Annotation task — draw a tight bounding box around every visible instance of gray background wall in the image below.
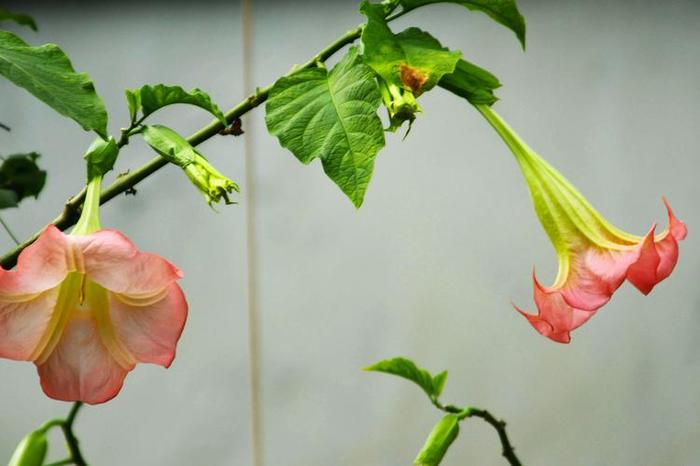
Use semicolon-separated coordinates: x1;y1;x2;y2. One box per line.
0;1;698;465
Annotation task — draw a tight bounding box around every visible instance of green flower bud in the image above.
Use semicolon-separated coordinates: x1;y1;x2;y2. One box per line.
414;414;460;466
141;124;239;207
183;153;239;206
8;430;48;466
378;78;421;133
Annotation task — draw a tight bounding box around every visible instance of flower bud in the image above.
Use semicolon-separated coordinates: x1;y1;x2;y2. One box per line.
8;430;48;466
413;414;460;466
183;153;239;206
141;124;239;207
378;78;421;132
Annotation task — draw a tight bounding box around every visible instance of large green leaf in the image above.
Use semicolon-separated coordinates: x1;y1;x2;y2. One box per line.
361;1;461;95
438;58;501;105
125;84;227;125
0;8;37;31
0;152;46;208
0;31;108;136
265;47;385;208
399;0;526;48
365;357;447;400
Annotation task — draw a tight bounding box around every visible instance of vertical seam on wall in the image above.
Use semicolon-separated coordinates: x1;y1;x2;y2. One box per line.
241;0;264;465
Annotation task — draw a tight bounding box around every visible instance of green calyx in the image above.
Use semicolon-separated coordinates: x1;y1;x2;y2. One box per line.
84;136;119;181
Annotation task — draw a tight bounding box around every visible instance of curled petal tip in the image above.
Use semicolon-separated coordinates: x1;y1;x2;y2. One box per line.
662;197;687;241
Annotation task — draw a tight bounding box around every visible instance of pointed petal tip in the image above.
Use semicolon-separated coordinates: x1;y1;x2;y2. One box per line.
661;197;687;241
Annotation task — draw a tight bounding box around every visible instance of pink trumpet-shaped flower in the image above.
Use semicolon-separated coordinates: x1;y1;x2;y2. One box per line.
477;104;687;343
0;176;187;403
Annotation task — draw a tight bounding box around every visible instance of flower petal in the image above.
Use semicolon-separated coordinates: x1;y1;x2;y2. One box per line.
36;315;132;404
0;289;59;360
71;229;182;296
560;247;636;311
110;283;188;367
626;226;661;295
0;225;70;296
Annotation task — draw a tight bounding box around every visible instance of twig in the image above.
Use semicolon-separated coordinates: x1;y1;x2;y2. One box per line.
61;402;88;466
0;122;10;131
461;408;522;466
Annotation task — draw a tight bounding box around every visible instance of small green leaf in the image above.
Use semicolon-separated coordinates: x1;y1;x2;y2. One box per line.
0;8;37;31
8;430;48;466
0;152;46;207
84;137;119;180
413;414;460;466
438;58;501;105
365;356;443;399
0;31;108;136
361;2;461;95
125;89;141;123
265;47;385;208
432;370;448;398
125;84;227;125
398;0;526;48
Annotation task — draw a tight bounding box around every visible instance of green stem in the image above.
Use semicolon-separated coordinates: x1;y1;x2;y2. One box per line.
460;407;522;466
432;398;522;466
61;402;88;466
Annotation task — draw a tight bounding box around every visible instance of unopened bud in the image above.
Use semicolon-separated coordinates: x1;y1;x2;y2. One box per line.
414;414;460;466
8;430;48;466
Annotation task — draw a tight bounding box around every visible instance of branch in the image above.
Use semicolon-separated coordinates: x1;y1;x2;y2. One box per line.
61;402;88;466
0;122;10;131
0;25;362;269
462;408;522;466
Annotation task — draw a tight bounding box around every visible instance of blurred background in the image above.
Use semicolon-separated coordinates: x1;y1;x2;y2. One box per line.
0;0;698;464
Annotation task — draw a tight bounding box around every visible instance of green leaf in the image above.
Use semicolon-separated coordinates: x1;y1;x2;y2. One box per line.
361;2;461;95
0;152;46;208
432;370;448;398
365;356;444;399
125;84;227;125
84;137;119;180
265;47;385;208
0;7;37;31
438;58;501;105
414;414;460;466
398;0;526;48
0;31;108;136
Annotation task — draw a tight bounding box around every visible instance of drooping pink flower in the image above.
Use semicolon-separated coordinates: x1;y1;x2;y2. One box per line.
0;174;187;403
477;104;687;343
